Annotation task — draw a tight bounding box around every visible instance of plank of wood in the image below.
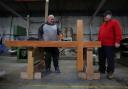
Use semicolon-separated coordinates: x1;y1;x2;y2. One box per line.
5;41;101;48
5;41;77;47
76;46;84;72
21;72;41;79
78;72;100;80
27;48;34;79
92;73;100;79
83;41;101;47
76;20;83;41
76;20;84;72
86;48;94;80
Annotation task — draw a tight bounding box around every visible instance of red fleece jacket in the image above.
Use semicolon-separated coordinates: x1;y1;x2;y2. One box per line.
98;19;122;46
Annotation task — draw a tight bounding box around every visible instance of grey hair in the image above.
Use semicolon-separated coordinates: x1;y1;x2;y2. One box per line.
48;14;54;18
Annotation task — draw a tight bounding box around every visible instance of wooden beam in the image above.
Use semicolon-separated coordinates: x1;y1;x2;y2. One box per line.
83;41;101;47
5;41;101;48
21;48;42;79
77;45;83;72
27;48;34;79
76;20;83;41
76;20;84;72
78;48;100;80
86;48;94;80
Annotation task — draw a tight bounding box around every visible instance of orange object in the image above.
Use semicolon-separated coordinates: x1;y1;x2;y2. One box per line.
59;33;64;41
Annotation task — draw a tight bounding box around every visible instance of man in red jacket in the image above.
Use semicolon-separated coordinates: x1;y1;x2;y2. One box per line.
98;11;122;79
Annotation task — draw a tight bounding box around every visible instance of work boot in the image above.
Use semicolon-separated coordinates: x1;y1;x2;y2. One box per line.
107;72;114;79
55;67;61;73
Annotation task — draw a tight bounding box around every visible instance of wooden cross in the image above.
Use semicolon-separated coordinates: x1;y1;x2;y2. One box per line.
5;20;101;80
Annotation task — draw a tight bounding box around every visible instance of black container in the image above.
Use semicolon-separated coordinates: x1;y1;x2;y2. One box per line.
17;48;28;63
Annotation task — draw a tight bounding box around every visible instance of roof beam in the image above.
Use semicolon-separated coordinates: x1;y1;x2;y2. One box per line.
15;0;43;2
88;0;106;40
0;1;26;21
89;0;106;24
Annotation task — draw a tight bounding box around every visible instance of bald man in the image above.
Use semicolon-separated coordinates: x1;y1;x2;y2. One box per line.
38;15;61;73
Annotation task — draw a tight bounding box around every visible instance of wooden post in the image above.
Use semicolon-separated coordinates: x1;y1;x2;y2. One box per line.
76;20;84;72
86;48;94;80
27;48;34;79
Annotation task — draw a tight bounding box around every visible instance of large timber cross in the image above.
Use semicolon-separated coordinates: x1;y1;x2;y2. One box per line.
5;20;101;80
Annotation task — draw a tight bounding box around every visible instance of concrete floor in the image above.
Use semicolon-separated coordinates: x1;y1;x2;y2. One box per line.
0;56;128;89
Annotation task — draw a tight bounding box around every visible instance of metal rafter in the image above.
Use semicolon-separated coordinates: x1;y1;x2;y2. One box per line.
0;1;26;21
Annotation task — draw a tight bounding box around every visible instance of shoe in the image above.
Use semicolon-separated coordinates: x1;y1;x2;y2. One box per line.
107;73;114;79
55;67;61;73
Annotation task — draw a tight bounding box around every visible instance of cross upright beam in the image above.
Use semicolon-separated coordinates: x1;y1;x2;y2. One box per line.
76;20;84;72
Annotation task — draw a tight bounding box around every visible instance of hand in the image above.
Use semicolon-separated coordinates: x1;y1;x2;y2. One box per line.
58;33;64;41
115;43;120;48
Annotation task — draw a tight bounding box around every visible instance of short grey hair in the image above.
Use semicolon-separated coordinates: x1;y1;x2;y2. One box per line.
48;14;54;18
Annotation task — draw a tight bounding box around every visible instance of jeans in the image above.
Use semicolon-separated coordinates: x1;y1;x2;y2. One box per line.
98;46;115;73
